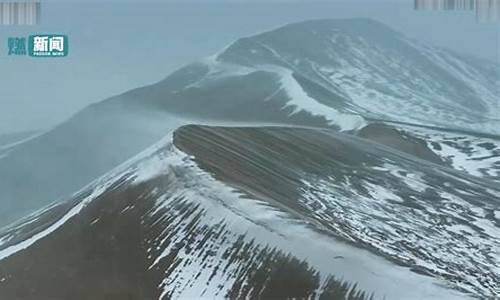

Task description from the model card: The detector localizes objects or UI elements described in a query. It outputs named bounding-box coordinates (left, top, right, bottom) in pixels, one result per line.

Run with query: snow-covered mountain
left=1, top=125, right=497, bottom=299
left=0, top=19, right=499, bottom=299
left=1, top=19, right=498, bottom=227
left=217, top=19, right=500, bottom=134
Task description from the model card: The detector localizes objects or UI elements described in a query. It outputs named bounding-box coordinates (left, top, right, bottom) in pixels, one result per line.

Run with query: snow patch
left=272, top=66, right=366, bottom=131
left=0, top=184, right=105, bottom=261
left=146, top=148, right=465, bottom=299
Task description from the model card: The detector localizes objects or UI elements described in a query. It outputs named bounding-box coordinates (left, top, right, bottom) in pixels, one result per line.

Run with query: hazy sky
left=0, top=0, right=498, bottom=134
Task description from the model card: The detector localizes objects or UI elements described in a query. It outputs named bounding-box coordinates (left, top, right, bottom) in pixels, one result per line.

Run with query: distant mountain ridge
left=216, top=18, right=500, bottom=134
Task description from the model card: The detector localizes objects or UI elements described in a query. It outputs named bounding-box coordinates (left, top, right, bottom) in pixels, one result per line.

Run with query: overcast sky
left=0, top=0, right=498, bottom=135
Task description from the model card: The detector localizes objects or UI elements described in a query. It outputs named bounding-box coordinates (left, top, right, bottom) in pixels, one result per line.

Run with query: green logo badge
left=28, top=34, right=68, bottom=57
